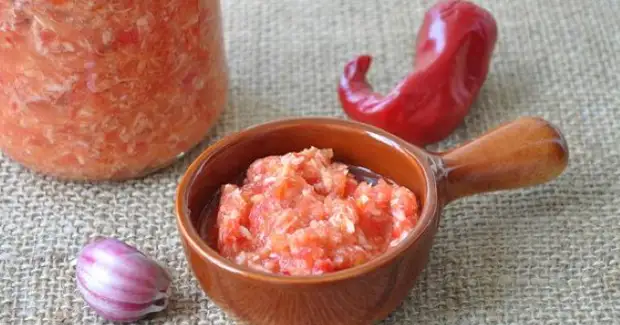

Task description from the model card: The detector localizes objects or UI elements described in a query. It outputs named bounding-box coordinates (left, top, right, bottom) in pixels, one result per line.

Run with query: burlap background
left=1, top=0, right=618, bottom=324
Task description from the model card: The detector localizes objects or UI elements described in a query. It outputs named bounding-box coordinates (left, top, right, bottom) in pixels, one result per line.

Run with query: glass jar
left=0, top=0, right=228, bottom=180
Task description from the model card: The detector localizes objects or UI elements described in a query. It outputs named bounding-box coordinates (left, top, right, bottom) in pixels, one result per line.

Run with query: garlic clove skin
left=75, top=237, right=172, bottom=323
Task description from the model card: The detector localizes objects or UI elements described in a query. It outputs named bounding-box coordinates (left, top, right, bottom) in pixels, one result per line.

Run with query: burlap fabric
left=1, top=0, right=618, bottom=324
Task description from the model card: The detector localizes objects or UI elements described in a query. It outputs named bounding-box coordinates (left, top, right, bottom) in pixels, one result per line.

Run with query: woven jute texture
left=1, top=0, right=619, bottom=324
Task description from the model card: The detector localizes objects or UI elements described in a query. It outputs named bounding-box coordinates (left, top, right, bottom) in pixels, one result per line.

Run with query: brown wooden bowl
left=175, top=116, right=568, bottom=325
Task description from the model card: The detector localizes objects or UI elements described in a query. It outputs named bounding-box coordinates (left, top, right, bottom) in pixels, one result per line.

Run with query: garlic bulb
left=75, top=237, right=172, bottom=322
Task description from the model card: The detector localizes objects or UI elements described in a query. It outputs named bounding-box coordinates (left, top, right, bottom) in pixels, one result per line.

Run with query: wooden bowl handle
left=433, top=117, right=569, bottom=204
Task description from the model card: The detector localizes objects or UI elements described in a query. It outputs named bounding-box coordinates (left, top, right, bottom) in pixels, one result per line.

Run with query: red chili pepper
left=337, top=0, right=498, bottom=146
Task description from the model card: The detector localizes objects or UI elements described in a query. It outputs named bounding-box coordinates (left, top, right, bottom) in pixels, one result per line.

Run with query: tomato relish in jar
left=0, top=0, right=228, bottom=180
left=212, top=147, right=421, bottom=276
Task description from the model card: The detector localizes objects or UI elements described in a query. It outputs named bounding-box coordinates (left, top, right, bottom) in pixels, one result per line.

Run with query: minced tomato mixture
left=0, top=1, right=227, bottom=180
left=216, top=147, right=420, bottom=276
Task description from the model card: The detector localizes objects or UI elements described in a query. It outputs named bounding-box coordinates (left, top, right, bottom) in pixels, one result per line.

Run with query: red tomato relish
left=215, top=147, right=420, bottom=276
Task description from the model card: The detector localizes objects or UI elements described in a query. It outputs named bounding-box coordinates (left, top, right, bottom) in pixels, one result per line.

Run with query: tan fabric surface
left=1, top=0, right=619, bottom=324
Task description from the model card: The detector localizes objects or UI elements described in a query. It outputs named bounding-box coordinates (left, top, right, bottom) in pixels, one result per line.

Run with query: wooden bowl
left=175, top=116, right=568, bottom=325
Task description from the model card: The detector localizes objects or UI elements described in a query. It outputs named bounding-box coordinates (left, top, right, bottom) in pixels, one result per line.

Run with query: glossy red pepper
left=337, top=0, right=498, bottom=146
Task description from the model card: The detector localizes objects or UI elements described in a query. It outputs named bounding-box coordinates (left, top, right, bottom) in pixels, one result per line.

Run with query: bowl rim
left=175, top=116, right=439, bottom=284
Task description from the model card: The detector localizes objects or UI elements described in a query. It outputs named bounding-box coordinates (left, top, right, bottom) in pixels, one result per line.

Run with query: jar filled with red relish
left=0, top=0, right=228, bottom=180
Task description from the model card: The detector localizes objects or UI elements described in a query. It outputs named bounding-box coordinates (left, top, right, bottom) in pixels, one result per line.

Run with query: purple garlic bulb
left=75, top=237, right=172, bottom=322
